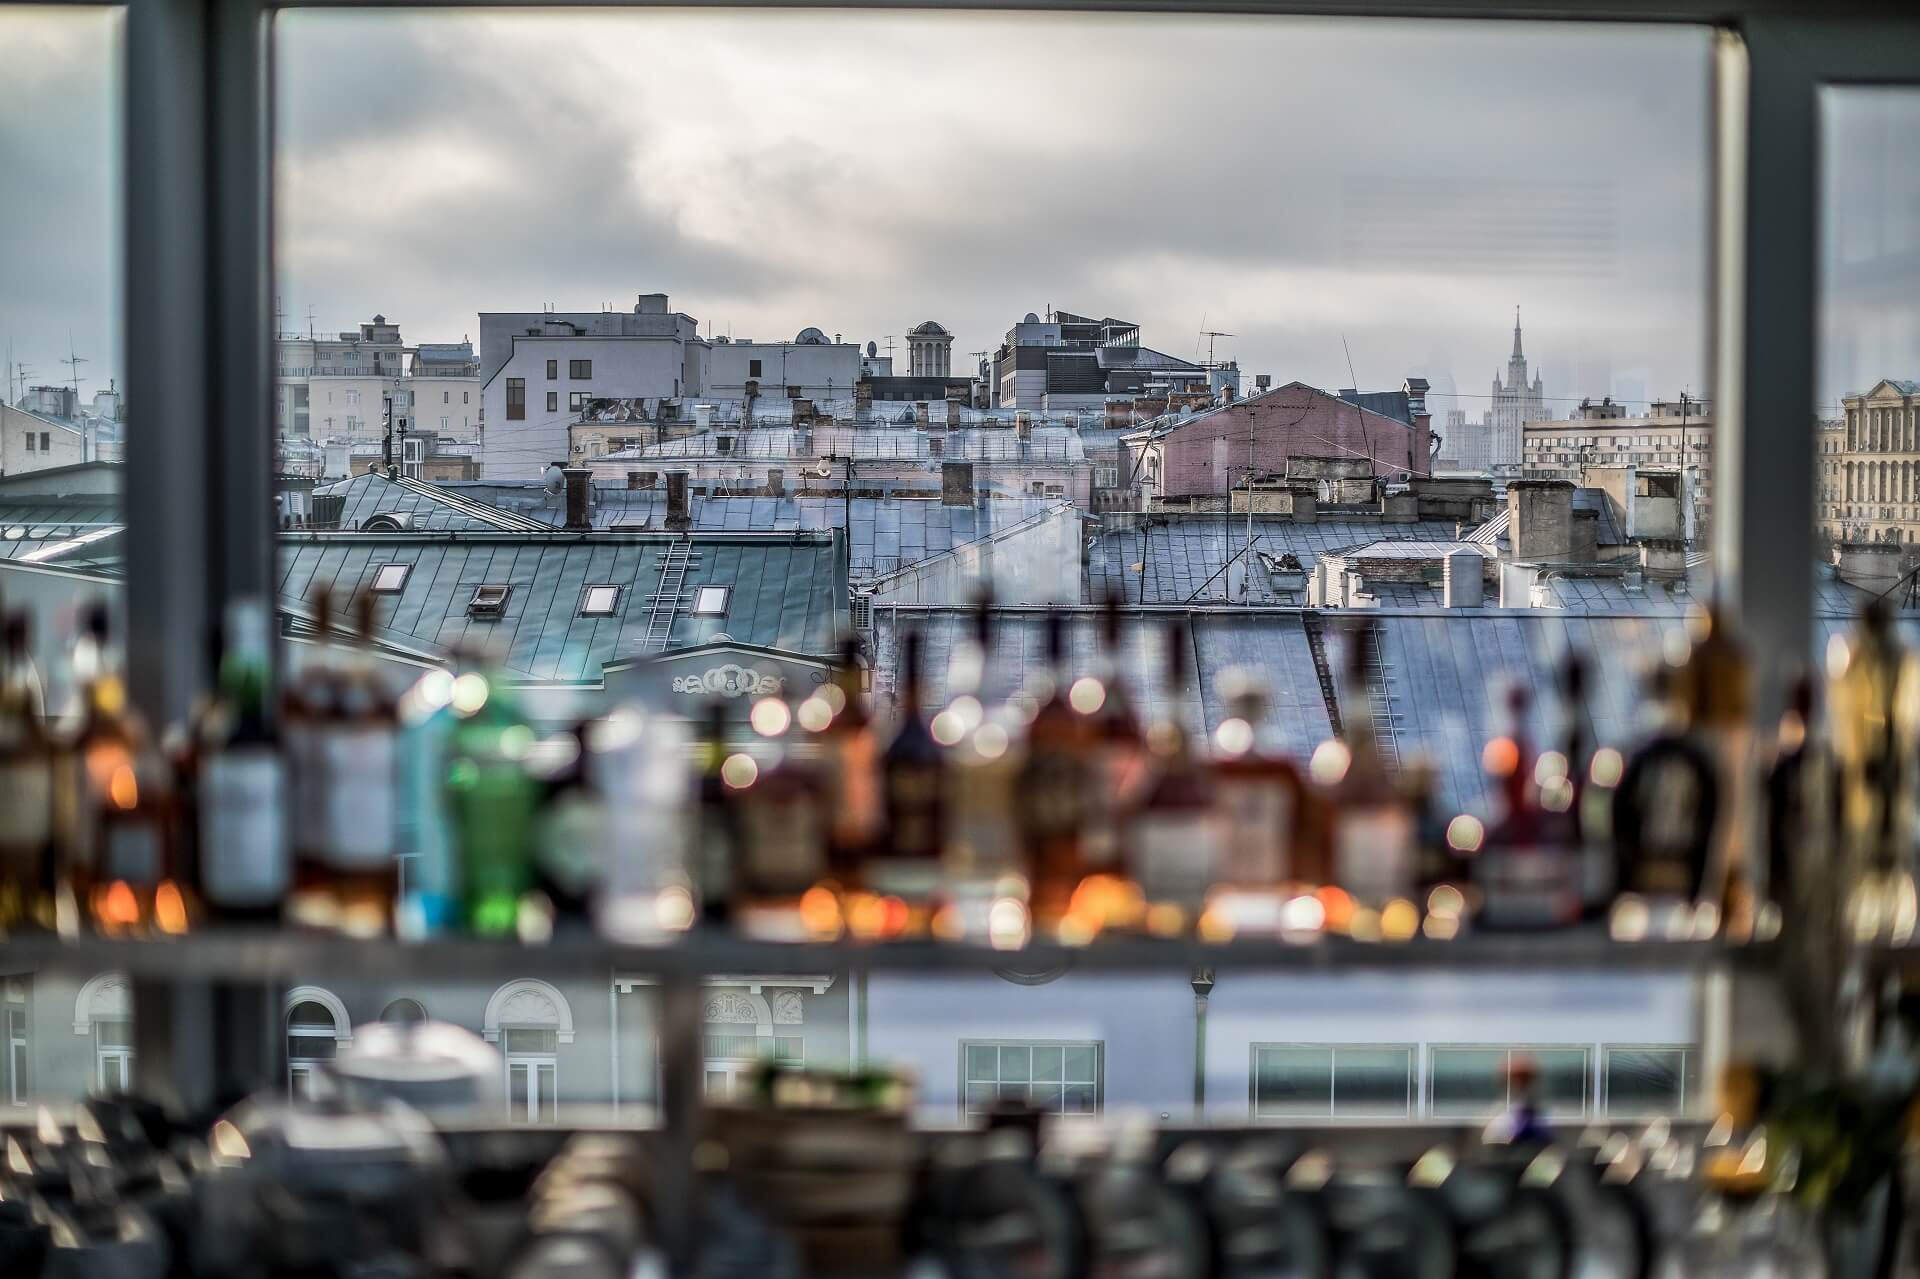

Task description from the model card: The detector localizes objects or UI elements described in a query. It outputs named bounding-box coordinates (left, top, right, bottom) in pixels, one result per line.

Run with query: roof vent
left=467, top=584, right=512, bottom=618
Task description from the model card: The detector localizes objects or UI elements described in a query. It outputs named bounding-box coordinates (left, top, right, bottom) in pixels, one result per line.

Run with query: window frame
left=94, top=1017, right=133, bottom=1093
left=546, top=390, right=559, bottom=413
left=370, top=562, right=411, bottom=593
left=468, top=583, right=513, bottom=617
left=569, top=358, right=592, bottom=380
left=1250, top=1042, right=1418, bottom=1121
left=959, top=1038, right=1102, bottom=1117
left=506, top=377, right=526, bottom=420
left=546, top=358, right=558, bottom=380
left=1600, top=1044, right=1694, bottom=1116
left=5, top=1006, right=26, bottom=1106
left=691, top=584, right=731, bottom=616
left=1427, top=1043, right=1593, bottom=1119
left=502, top=1027, right=560, bottom=1124
left=580, top=583, right=622, bottom=617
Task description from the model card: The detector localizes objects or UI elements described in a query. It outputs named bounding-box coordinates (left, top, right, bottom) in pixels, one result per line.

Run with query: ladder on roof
left=1363, top=625, right=1402, bottom=774
left=1301, top=611, right=1342, bottom=739
left=643, top=540, right=696, bottom=652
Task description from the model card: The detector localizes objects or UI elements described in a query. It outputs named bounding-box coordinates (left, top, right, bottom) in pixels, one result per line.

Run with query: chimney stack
left=766, top=468, right=785, bottom=497
left=1442, top=549, right=1483, bottom=607
left=562, top=467, right=593, bottom=531
left=1505, top=479, right=1575, bottom=560
left=1834, top=542, right=1904, bottom=593
left=665, top=471, right=691, bottom=531
left=941, top=461, right=975, bottom=507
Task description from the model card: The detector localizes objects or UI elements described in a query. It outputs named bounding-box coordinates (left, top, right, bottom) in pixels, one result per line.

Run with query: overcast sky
left=6, top=8, right=1911, bottom=419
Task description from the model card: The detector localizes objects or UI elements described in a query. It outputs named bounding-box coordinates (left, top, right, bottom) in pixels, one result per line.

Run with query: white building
left=409, top=341, right=482, bottom=439
left=275, top=315, right=408, bottom=444
left=906, top=320, right=954, bottom=378
left=1485, top=309, right=1547, bottom=471
left=705, top=328, right=862, bottom=409
left=478, top=294, right=708, bottom=480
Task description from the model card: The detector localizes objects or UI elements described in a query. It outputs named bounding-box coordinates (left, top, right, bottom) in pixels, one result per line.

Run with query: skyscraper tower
left=1488, top=308, right=1546, bottom=469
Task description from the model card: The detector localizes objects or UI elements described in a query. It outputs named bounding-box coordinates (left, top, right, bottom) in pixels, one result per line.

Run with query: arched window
left=485, top=979, right=574, bottom=1124
left=380, top=997, right=428, bottom=1025
left=285, top=986, right=353, bottom=1097
left=71, top=973, right=131, bottom=1093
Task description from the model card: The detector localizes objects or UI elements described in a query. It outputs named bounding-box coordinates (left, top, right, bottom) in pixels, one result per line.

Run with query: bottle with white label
left=284, top=585, right=338, bottom=928
left=197, top=597, right=288, bottom=924
left=0, top=611, right=54, bottom=933
left=313, top=590, right=399, bottom=937
left=1126, top=623, right=1222, bottom=930
left=1322, top=619, right=1416, bottom=912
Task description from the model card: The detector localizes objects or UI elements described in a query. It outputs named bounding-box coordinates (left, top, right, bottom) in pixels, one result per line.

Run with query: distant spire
left=1512, top=306, right=1524, bottom=361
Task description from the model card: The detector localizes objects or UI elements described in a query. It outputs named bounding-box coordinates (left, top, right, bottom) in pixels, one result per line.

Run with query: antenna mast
left=62, top=334, right=88, bottom=399
left=1200, top=330, right=1234, bottom=369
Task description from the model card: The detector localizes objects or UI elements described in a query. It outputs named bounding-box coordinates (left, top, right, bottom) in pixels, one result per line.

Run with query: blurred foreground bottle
left=196, top=597, right=288, bottom=924
left=1557, top=650, right=1619, bottom=920
left=735, top=694, right=829, bottom=936
left=875, top=627, right=946, bottom=914
left=284, top=586, right=336, bottom=924
left=1764, top=673, right=1825, bottom=929
left=595, top=705, right=692, bottom=942
left=1020, top=611, right=1093, bottom=928
left=1210, top=667, right=1305, bottom=894
left=816, top=635, right=881, bottom=891
left=1475, top=684, right=1580, bottom=931
left=0, top=611, right=54, bottom=932
left=1127, top=624, right=1220, bottom=932
left=445, top=659, right=540, bottom=938
left=691, top=701, right=739, bottom=928
left=1321, top=620, right=1415, bottom=911
left=935, top=598, right=1026, bottom=941
left=1611, top=664, right=1718, bottom=938
left=1830, top=599, right=1919, bottom=943
left=69, top=603, right=189, bottom=936
left=395, top=666, right=460, bottom=938
left=1081, top=588, right=1145, bottom=874
left=534, top=716, right=610, bottom=931
left=1675, top=599, right=1757, bottom=937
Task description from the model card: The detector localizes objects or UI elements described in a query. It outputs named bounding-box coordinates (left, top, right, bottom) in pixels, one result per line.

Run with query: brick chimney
left=665, top=471, right=691, bottom=531
left=766, top=468, right=785, bottom=497
left=941, top=461, right=975, bottom=507
left=1505, top=479, right=1575, bottom=560
left=562, top=467, right=593, bottom=531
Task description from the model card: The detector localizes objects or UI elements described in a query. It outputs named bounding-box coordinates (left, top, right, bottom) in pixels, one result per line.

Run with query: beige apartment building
left=1822, top=379, right=1920, bottom=547
left=1520, top=396, right=1712, bottom=529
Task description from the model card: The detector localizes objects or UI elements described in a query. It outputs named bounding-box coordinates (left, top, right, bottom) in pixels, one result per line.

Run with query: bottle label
left=741, top=796, right=825, bottom=896
left=885, top=761, right=945, bottom=863
left=201, top=750, right=289, bottom=905
left=1477, top=844, right=1580, bottom=929
left=1133, top=811, right=1224, bottom=910
left=1217, top=777, right=1293, bottom=885
left=0, top=757, right=53, bottom=852
left=1333, top=809, right=1416, bottom=905
left=321, top=727, right=397, bottom=868
left=102, top=819, right=163, bottom=885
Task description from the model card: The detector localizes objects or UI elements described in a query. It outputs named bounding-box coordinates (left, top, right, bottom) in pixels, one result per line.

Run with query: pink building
left=1128, top=381, right=1430, bottom=500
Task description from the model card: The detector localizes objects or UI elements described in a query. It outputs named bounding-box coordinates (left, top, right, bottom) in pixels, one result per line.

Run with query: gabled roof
left=276, top=529, right=848, bottom=682
left=1858, top=379, right=1920, bottom=400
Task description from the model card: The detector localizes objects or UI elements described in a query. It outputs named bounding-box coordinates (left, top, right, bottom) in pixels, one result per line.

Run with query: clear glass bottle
left=1322, top=620, right=1416, bottom=912
left=0, top=610, right=54, bottom=933
left=196, top=597, right=288, bottom=924
left=937, top=597, right=1025, bottom=937
left=312, top=591, right=400, bottom=936
left=534, top=717, right=609, bottom=932
left=1019, top=611, right=1094, bottom=929
left=875, top=627, right=946, bottom=914
left=445, top=660, right=539, bottom=938
left=1126, top=623, right=1222, bottom=931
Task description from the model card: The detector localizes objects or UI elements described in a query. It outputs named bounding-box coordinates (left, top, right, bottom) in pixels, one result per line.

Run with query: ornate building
left=1487, top=308, right=1547, bottom=470
left=906, top=320, right=953, bottom=378
left=1824, top=378, right=1920, bottom=547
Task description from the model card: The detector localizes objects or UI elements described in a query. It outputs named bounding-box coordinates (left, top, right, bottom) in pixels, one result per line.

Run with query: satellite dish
left=542, top=463, right=567, bottom=495
left=866, top=341, right=878, bottom=358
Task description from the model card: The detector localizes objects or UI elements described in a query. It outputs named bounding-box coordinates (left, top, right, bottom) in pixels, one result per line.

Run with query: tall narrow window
left=286, top=1000, right=340, bottom=1097
left=546, top=391, right=558, bottom=413
left=5, top=1007, right=26, bottom=1106
left=506, top=378, right=526, bottom=421
left=503, top=1029, right=558, bottom=1123
left=546, top=358, right=558, bottom=380
left=95, top=1019, right=133, bottom=1092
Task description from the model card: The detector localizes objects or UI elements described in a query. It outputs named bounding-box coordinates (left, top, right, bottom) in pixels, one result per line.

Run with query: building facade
left=1475, top=310, right=1548, bottom=473
left=1521, top=396, right=1713, bottom=534
left=1822, top=379, right=1920, bottom=547
left=990, top=309, right=1205, bottom=411
left=906, top=320, right=953, bottom=378
left=704, top=330, right=862, bottom=409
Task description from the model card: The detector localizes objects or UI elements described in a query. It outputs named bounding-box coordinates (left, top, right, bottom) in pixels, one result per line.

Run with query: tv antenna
left=1200, top=330, right=1234, bottom=369
left=62, top=335, right=88, bottom=397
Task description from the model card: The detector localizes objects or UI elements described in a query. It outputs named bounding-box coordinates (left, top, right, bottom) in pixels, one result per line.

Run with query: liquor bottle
left=285, top=586, right=337, bottom=927
left=444, top=659, right=540, bottom=938
left=1610, top=665, right=1717, bottom=933
left=816, top=635, right=881, bottom=891
left=395, top=665, right=460, bottom=939
left=1126, top=623, right=1222, bottom=930
left=0, top=611, right=54, bottom=933
left=1673, top=599, right=1757, bottom=937
left=1473, top=684, right=1580, bottom=931
left=1322, top=620, right=1415, bottom=911
left=1830, top=600, right=1918, bottom=942
left=1019, top=611, right=1094, bottom=928
left=312, top=591, right=399, bottom=937
left=196, top=597, right=288, bottom=924
left=1403, top=754, right=1467, bottom=927
left=1556, top=651, right=1616, bottom=920
left=1763, top=673, right=1822, bottom=923
left=74, top=604, right=187, bottom=936
left=534, top=717, right=609, bottom=930
left=875, top=628, right=946, bottom=912
left=735, top=697, right=829, bottom=936
left=691, top=701, right=739, bottom=928
left=938, top=597, right=1021, bottom=884
left=1210, top=668, right=1306, bottom=892
left=1081, top=588, right=1145, bottom=874
left=595, top=705, right=692, bottom=942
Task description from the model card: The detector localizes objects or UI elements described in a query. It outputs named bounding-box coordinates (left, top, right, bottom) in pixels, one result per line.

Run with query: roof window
left=371, top=563, right=411, bottom=593
left=692, top=585, right=730, bottom=616
left=467, top=584, right=512, bottom=618
left=580, top=584, right=621, bottom=617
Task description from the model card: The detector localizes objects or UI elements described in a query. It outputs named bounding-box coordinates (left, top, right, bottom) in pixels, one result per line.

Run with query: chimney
left=1286, top=482, right=1318, bottom=524
left=1505, top=479, right=1575, bottom=560
left=665, top=471, right=691, bottom=530
left=1015, top=411, right=1032, bottom=440
left=626, top=470, right=646, bottom=490
left=1443, top=549, right=1483, bottom=607
left=562, top=467, right=593, bottom=531
left=767, top=467, right=785, bottom=497
left=1641, top=538, right=1690, bottom=581
left=1834, top=541, right=1905, bottom=593
left=1255, top=373, right=1272, bottom=393
left=941, top=461, right=975, bottom=507
left=914, top=401, right=931, bottom=430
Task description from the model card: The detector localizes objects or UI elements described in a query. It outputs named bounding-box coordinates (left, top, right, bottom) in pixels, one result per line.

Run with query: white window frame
left=502, top=1028, right=559, bottom=1123
left=702, top=1031, right=803, bottom=1101
left=1600, top=1044, right=1693, bottom=1117
left=1250, top=1042, right=1417, bottom=1120
left=284, top=986, right=352, bottom=1097
left=692, top=585, right=730, bottom=616
left=580, top=584, right=622, bottom=617
left=94, top=1019, right=133, bottom=1093
left=6, top=1006, right=26, bottom=1106
left=371, top=562, right=411, bottom=593
left=960, top=1039, right=1102, bottom=1117
left=1427, top=1044, right=1592, bottom=1119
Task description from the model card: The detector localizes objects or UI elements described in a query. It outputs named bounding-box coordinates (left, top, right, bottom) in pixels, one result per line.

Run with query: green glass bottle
left=444, top=665, right=540, bottom=938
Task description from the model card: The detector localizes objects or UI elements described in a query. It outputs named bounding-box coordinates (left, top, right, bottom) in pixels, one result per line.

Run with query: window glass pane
left=1429, top=1048, right=1506, bottom=1116
left=1033, top=1045, right=1063, bottom=1082
left=1333, top=1047, right=1413, bottom=1117
left=287, top=1001, right=335, bottom=1027
left=1062, top=1045, right=1096, bottom=1083
left=1533, top=1048, right=1591, bottom=1112
left=503, top=1028, right=558, bottom=1054
left=965, top=1044, right=997, bottom=1080
left=96, top=1019, right=132, bottom=1048
left=1605, top=1048, right=1688, bottom=1115
left=286, top=1034, right=338, bottom=1062
left=999, top=1045, right=1030, bottom=1082
left=1254, top=1047, right=1332, bottom=1117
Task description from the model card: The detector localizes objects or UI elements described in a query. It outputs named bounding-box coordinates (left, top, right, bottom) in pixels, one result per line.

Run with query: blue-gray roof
left=277, top=530, right=847, bottom=682
left=0, top=492, right=123, bottom=565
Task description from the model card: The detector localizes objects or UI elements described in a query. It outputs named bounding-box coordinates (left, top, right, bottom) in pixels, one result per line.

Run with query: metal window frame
left=959, top=1037, right=1104, bottom=1116
left=1249, top=1041, right=1417, bottom=1120
left=580, top=583, right=623, bottom=616
left=1426, top=1042, right=1594, bottom=1117
left=1599, top=1043, right=1693, bottom=1116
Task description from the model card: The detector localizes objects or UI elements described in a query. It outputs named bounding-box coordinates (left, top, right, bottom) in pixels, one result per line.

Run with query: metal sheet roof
left=1085, top=516, right=1466, bottom=604
left=276, top=531, right=846, bottom=681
